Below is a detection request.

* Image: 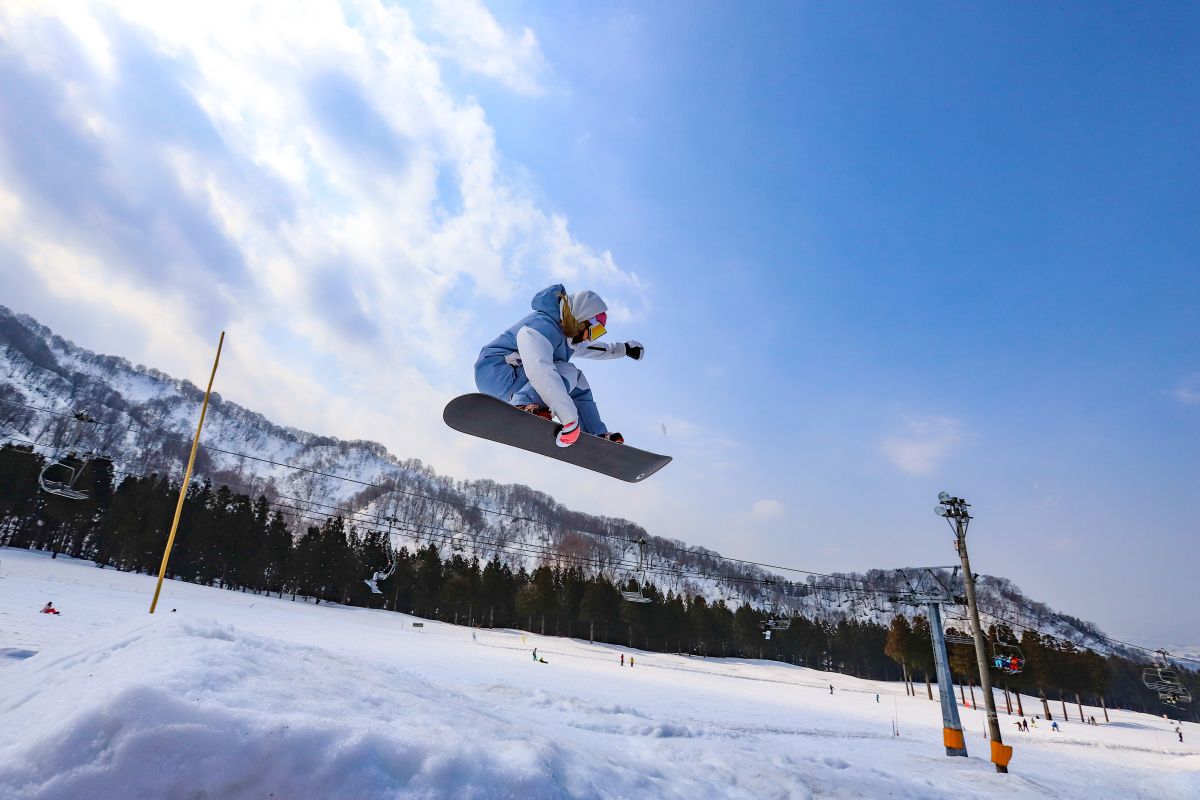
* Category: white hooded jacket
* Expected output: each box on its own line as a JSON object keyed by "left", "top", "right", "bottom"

{"left": 512, "top": 290, "right": 625, "bottom": 425}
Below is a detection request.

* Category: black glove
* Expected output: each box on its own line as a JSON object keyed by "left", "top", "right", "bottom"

{"left": 624, "top": 341, "right": 644, "bottom": 360}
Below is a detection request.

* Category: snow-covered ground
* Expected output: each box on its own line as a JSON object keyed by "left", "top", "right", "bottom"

{"left": 0, "top": 548, "right": 1195, "bottom": 799}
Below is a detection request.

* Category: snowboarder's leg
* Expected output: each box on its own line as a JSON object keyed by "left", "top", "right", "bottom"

{"left": 564, "top": 366, "right": 606, "bottom": 435}
{"left": 510, "top": 364, "right": 608, "bottom": 434}
{"left": 474, "top": 356, "right": 522, "bottom": 401}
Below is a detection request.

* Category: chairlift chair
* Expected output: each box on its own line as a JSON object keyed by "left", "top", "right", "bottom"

{"left": 364, "top": 559, "right": 397, "bottom": 594}
{"left": 38, "top": 411, "right": 99, "bottom": 501}
{"left": 990, "top": 640, "right": 1025, "bottom": 675}
{"left": 619, "top": 537, "right": 652, "bottom": 604}
{"left": 1161, "top": 685, "right": 1193, "bottom": 706}
{"left": 1143, "top": 660, "right": 1192, "bottom": 706}
{"left": 620, "top": 585, "right": 652, "bottom": 604}
{"left": 38, "top": 453, "right": 90, "bottom": 501}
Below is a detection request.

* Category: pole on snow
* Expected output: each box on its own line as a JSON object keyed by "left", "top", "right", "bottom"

{"left": 928, "top": 601, "right": 968, "bottom": 756}
{"left": 888, "top": 570, "right": 965, "bottom": 757}
{"left": 937, "top": 493, "right": 1012, "bottom": 773}
{"left": 149, "top": 331, "right": 225, "bottom": 614}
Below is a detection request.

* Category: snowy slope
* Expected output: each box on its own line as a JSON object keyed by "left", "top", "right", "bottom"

{"left": 1, "top": 548, "right": 1196, "bottom": 800}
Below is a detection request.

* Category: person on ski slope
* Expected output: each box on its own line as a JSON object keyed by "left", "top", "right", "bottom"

{"left": 474, "top": 284, "right": 644, "bottom": 448}
{"left": 40, "top": 602, "right": 60, "bottom": 615}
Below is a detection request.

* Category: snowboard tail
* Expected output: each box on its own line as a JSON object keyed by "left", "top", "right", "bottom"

{"left": 443, "top": 394, "right": 671, "bottom": 483}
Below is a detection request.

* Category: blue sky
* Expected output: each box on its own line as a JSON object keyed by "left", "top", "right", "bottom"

{"left": 1, "top": 1, "right": 1196, "bottom": 644}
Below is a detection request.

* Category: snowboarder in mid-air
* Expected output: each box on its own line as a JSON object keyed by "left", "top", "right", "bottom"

{"left": 446, "top": 284, "right": 670, "bottom": 481}
{"left": 474, "top": 284, "right": 643, "bottom": 448}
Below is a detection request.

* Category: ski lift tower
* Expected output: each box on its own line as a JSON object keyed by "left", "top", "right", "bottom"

{"left": 889, "top": 569, "right": 967, "bottom": 758}
{"left": 936, "top": 492, "right": 1012, "bottom": 773}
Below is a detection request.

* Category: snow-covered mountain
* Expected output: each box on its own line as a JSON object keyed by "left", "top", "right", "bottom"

{"left": 0, "top": 305, "right": 1138, "bottom": 658}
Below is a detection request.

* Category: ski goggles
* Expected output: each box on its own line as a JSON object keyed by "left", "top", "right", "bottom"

{"left": 586, "top": 312, "right": 607, "bottom": 341}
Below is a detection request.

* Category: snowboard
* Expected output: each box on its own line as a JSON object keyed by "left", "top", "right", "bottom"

{"left": 443, "top": 393, "right": 672, "bottom": 483}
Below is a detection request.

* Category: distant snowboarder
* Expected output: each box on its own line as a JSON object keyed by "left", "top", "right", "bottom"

{"left": 40, "top": 602, "right": 60, "bottom": 615}
{"left": 473, "top": 284, "right": 643, "bottom": 448}
{"left": 829, "top": 684, "right": 834, "bottom": 695}
{"left": 1178, "top": 726, "right": 1184, "bottom": 743}
{"left": 1051, "top": 721, "right": 1060, "bottom": 732}
{"left": 620, "top": 654, "right": 625, "bottom": 667}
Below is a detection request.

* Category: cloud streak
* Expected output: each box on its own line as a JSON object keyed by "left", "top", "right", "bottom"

{"left": 880, "top": 416, "right": 965, "bottom": 476}
{"left": 1171, "top": 374, "right": 1200, "bottom": 406}
{"left": 748, "top": 499, "right": 785, "bottom": 520}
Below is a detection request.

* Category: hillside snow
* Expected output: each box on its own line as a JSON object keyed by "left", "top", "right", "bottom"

{"left": 0, "top": 548, "right": 1196, "bottom": 799}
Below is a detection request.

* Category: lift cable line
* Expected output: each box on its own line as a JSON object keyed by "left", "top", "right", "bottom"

{"left": 4, "top": 416, "right": 1199, "bottom": 668}
{"left": 12, "top": 426, "right": 1200, "bottom": 668}
{"left": 0, "top": 397, "right": 869, "bottom": 587}
{"left": 13, "top": 433, "right": 1200, "bottom": 669}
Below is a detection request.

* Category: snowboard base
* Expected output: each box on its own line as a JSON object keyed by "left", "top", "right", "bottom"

{"left": 443, "top": 393, "right": 671, "bottom": 483}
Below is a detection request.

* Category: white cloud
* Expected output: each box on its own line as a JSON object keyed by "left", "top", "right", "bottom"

{"left": 880, "top": 416, "right": 965, "bottom": 476}
{"left": 0, "top": 0, "right": 643, "bottom": 479}
{"left": 1171, "top": 374, "right": 1200, "bottom": 406}
{"left": 748, "top": 499, "right": 785, "bottom": 520}
{"left": 417, "top": 0, "right": 549, "bottom": 96}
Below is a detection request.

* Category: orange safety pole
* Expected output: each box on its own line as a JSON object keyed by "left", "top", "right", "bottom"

{"left": 149, "top": 331, "right": 225, "bottom": 613}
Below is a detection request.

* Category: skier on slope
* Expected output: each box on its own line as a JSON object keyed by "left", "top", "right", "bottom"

{"left": 40, "top": 602, "right": 60, "bottom": 615}
{"left": 474, "top": 285, "right": 644, "bottom": 448}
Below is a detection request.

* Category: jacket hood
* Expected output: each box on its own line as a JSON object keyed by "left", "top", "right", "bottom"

{"left": 530, "top": 284, "right": 566, "bottom": 319}
{"left": 528, "top": 285, "right": 608, "bottom": 324}
{"left": 569, "top": 290, "right": 607, "bottom": 322}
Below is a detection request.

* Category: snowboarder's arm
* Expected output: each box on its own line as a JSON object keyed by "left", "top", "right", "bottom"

{"left": 576, "top": 340, "right": 643, "bottom": 360}
{"left": 516, "top": 326, "right": 577, "bottom": 425}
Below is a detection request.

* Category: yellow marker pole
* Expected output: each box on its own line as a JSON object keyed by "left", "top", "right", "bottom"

{"left": 149, "top": 331, "right": 225, "bottom": 614}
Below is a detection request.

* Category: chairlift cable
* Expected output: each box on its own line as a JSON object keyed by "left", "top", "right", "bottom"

{"left": 8, "top": 422, "right": 1196, "bottom": 666}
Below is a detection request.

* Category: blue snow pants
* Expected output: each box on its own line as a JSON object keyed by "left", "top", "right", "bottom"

{"left": 473, "top": 356, "right": 607, "bottom": 435}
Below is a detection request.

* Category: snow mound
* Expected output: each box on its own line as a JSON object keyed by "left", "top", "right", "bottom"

{"left": 0, "top": 619, "right": 634, "bottom": 800}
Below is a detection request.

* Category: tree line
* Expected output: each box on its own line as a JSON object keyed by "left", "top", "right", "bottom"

{"left": 885, "top": 614, "right": 1198, "bottom": 721}
{"left": 1, "top": 443, "right": 1194, "bottom": 719}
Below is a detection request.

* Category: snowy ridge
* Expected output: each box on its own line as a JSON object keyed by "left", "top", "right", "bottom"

{"left": 0, "top": 305, "right": 1136, "bottom": 657}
